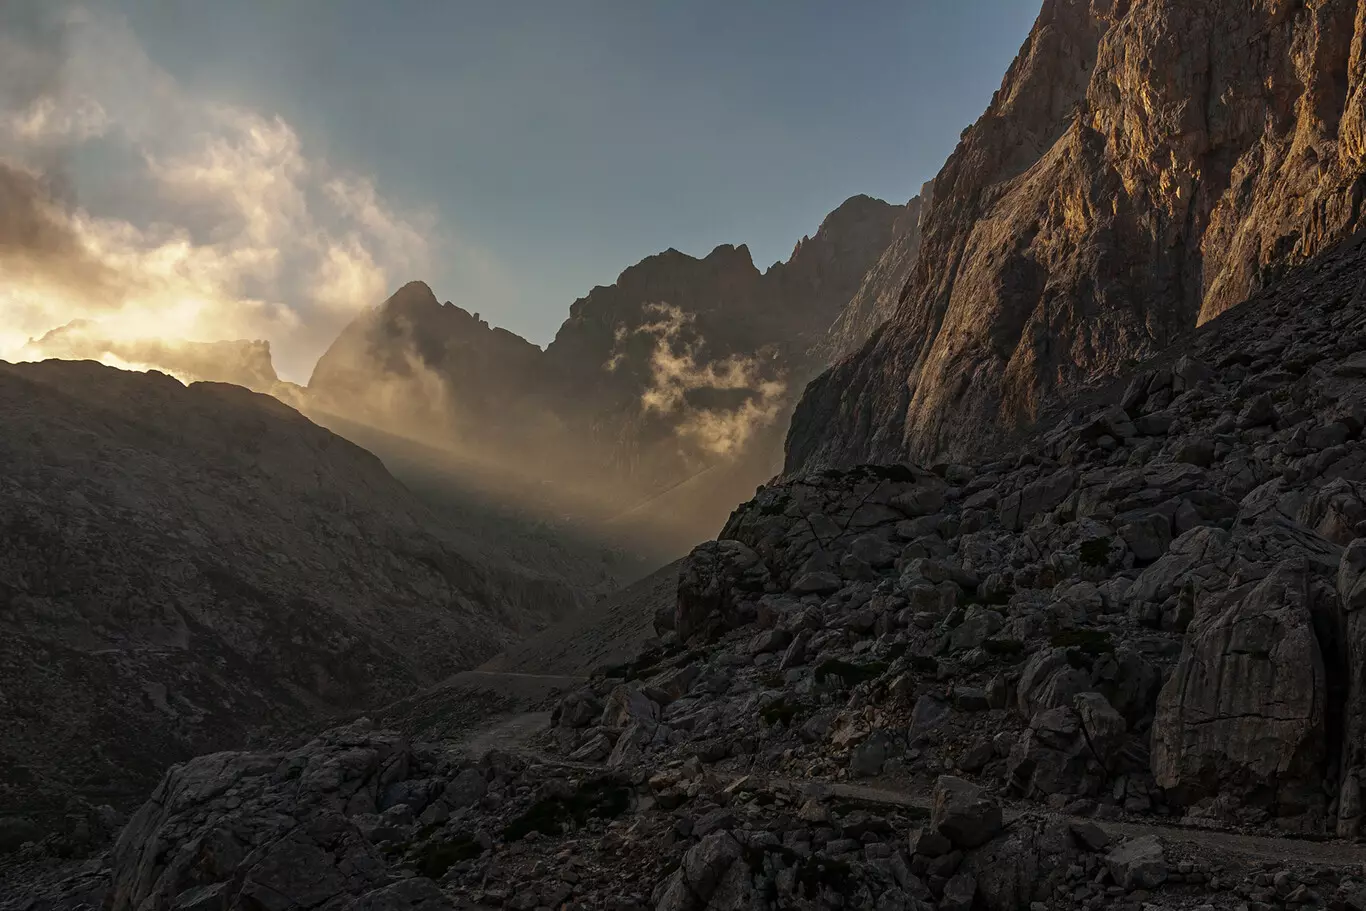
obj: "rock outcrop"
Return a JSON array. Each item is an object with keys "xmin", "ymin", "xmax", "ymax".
[
  {"xmin": 1151, "ymin": 561, "xmax": 1330, "ymax": 820},
  {"xmin": 0, "ymin": 360, "xmax": 583, "ymax": 824},
  {"xmin": 787, "ymin": 0, "xmax": 1366, "ymax": 472}
]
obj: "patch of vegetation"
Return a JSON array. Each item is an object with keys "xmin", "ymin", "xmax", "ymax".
[
  {"xmin": 814, "ymin": 659, "xmax": 888, "ymax": 686},
  {"xmin": 1050, "ymin": 629, "xmax": 1113, "ymax": 656},
  {"xmin": 502, "ymin": 777, "xmax": 631, "ymax": 842},
  {"xmin": 759, "ymin": 698, "xmax": 801, "ymax": 727},
  {"xmin": 410, "ymin": 834, "xmax": 481, "ymax": 878},
  {"xmin": 1078, "ymin": 537, "xmax": 1113, "ymax": 567},
  {"xmin": 983, "ymin": 638, "xmax": 1025, "ymax": 656}
]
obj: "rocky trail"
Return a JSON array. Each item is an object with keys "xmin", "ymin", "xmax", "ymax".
[{"xmin": 452, "ymin": 700, "xmax": 1366, "ymax": 873}]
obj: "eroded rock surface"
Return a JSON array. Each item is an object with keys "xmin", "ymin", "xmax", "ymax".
[{"xmin": 788, "ymin": 0, "xmax": 1366, "ymax": 471}]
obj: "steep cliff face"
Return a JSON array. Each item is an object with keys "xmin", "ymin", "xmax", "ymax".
[
  {"xmin": 788, "ymin": 0, "xmax": 1366, "ymax": 472},
  {"xmin": 819, "ymin": 183, "xmax": 933, "ymax": 361}
]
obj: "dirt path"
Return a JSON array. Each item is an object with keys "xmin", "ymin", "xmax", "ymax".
[
  {"xmin": 445, "ymin": 706, "xmax": 1366, "ymax": 869},
  {"xmin": 445, "ymin": 670, "xmax": 586, "ymax": 688},
  {"xmin": 457, "ymin": 711, "xmax": 555, "ymax": 756},
  {"xmin": 778, "ymin": 778, "xmax": 1366, "ymax": 868}
]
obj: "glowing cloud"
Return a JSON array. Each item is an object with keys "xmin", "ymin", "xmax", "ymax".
[
  {"xmin": 0, "ymin": 5, "xmax": 437, "ymax": 383},
  {"xmin": 610, "ymin": 303, "xmax": 786, "ymax": 457}
]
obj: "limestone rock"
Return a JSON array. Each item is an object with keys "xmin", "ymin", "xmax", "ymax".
[
  {"xmin": 1105, "ymin": 835, "xmax": 1168, "ymax": 890},
  {"xmin": 671, "ymin": 540, "xmax": 770, "ymax": 642},
  {"xmin": 930, "ymin": 776, "xmax": 1002, "ymax": 849},
  {"xmin": 1151, "ymin": 562, "xmax": 1328, "ymax": 816},
  {"xmin": 786, "ymin": 0, "xmax": 1366, "ymax": 471}
]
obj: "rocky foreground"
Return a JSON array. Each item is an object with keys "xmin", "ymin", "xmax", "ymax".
[{"xmin": 9, "ymin": 234, "xmax": 1366, "ymax": 910}]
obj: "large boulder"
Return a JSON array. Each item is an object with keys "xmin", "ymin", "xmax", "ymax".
[
  {"xmin": 964, "ymin": 819, "xmax": 1079, "ymax": 911},
  {"xmin": 1151, "ymin": 562, "xmax": 1329, "ymax": 820},
  {"xmin": 930, "ymin": 776, "xmax": 1002, "ymax": 848},
  {"xmin": 1105, "ymin": 835, "xmax": 1168, "ymax": 890},
  {"xmin": 670, "ymin": 539, "xmax": 771, "ymax": 642},
  {"xmin": 655, "ymin": 830, "xmax": 744, "ymax": 910},
  {"xmin": 1126, "ymin": 525, "xmax": 1231, "ymax": 605}
]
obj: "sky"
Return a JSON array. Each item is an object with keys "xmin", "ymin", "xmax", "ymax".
[{"xmin": 0, "ymin": 1, "xmax": 1040, "ymax": 382}]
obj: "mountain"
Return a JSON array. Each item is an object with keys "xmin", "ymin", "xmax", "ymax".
[
  {"xmin": 308, "ymin": 280, "xmax": 549, "ymax": 445},
  {"xmin": 818, "ymin": 182, "xmax": 934, "ymax": 361},
  {"xmin": 0, "ymin": 359, "xmax": 588, "ymax": 825},
  {"xmin": 306, "ymin": 194, "xmax": 907, "ymax": 549},
  {"xmin": 14, "ymin": 228, "xmax": 1366, "ymax": 911},
  {"xmin": 787, "ymin": 0, "xmax": 1366, "ymax": 472}
]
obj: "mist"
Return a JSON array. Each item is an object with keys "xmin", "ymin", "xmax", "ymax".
[{"xmin": 0, "ymin": 3, "xmax": 435, "ymax": 382}]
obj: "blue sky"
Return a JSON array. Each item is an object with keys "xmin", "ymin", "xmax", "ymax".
[{"xmin": 106, "ymin": 1, "xmax": 1039, "ymax": 345}]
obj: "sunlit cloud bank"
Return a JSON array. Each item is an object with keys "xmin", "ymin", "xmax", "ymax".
[
  {"xmin": 0, "ymin": 4, "xmax": 444, "ymax": 382},
  {"xmin": 609, "ymin": 303, "xmax": 786, "ymax": 457}
]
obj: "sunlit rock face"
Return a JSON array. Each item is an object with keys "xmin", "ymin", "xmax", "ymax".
[{"xmin": 787, "ymin": 0, "xmax": 1366, "ymax": 472}]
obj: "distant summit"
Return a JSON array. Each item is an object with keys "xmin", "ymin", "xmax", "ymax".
[{"xmin": 306, "ymin": 194, "xmax": 907, "ymax": 551}]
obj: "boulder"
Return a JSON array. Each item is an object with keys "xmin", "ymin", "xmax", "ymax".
[
  {"xmin": 930, "ymin": 776, "xmax": 1001, "ymax": 848},
  {"xmin": 790, "ymin": 570, "xmax": 842, "ymax": 595},
  {"xmin": 1016, "ymin": 648, "xmax": 1090, "ymax": 718},
  {"xmin": 1126, "ymin": 525, "xmax": 1231, "ymax": 605},
  {"xmin": 939, "ymin": 872, "xmax": 976, "ymax": 911},
  {"xmin": 682, "ymin": 830, "xmax": 743, "ymax": 901},
  {"xmin": 1072, "ymin": 692, "xmax": 1126, "ymax": 770},
  {"xmin": 107, "ymin": 724, "xmax": 411, "ymax": 911},
  {"xmin": 672, "ymin": 539, "xmax": 771, "ymax": 641},
  {"xmin": 600, "ymin": 685, "xmax": 660, "ymax": 729},
  {"xmin": 1151, "ymin": 562, "xmax": 1328, "ymax": 817},
  {"xmin": 1105, "ymin": 835, "xmax": 1167, "ymax": 890},
  {"xmin": 556, "ymin": 689, "xmax": 603, "ymax": 728},
  {"xmin": 1118, "ymin": 513, "xmax": 1171, "ymax": 563},
  {"xmin": 948, "ymin": 605, "xmax": 1002, "ymax": 652},
  {"xmin": 1006, "ymin": 707, "xmax": 1091, "ymax": 798}
]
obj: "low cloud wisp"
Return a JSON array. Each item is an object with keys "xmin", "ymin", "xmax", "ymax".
[{"xmin": 610, "ymin": 303, "xmax": 787, "ymax": 457}]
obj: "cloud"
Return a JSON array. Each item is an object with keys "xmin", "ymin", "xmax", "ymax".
[
  {"xmin": 610, "ymin": 303, "xmax": 786, "ymax": 457},
  {"xmin": 0, "ymin": 4, "xmax": 439, "ymax": 383}
]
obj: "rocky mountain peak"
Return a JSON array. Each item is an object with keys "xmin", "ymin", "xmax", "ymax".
[{"xmin": 787, "ymin": 0, "xmax": 1366, "ymax": 473}]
